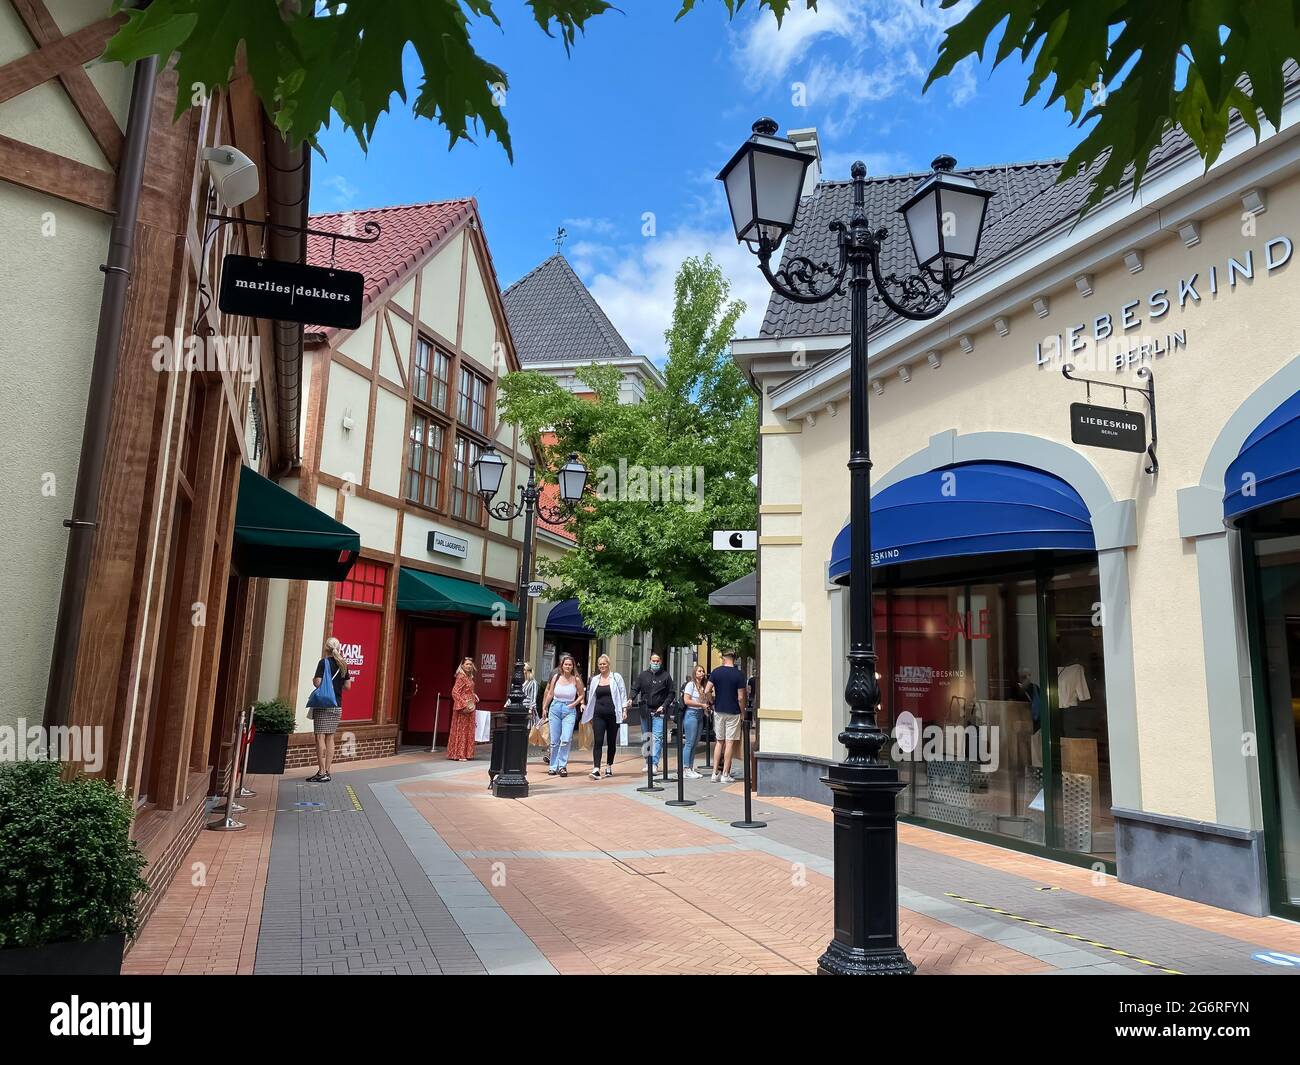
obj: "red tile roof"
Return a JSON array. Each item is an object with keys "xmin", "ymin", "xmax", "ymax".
[{"xmin": 305, "ymin": 199, "xmax": 476, "ymax": 338}]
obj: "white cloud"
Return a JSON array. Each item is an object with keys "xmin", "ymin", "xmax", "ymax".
[
  {"xmin": 579, "ymin": 229, "xmax": 777, "ymax": 364},
  {"xmin": 736, "ymin": 0, "xmax": 977, "ymax": 127},
  {"xmin": 321, "ymin": 174, "xmax": 359, "ymax": 210}
]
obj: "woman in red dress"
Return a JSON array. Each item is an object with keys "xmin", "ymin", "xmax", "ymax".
[{"xmin": 446, "ymin": 657, "xmax": 479, "ymax": 761}]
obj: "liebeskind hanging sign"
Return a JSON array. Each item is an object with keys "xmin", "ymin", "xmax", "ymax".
[
  {"xmin": 218, "ymin": 254, "xmax": 364, "ymax": 329},
  {"xmin": 1070, "ymin": 402, "xmax": 1147, "ymax": 453}
]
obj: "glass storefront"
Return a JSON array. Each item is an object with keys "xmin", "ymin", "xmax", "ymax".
[
  {"xmin": 1243, "ymin": 500, "xmax": 1300, "ymax": 918},
  {"xmin": 873, "ymin": 554, "xmax": 1114, "ymax": 864}
]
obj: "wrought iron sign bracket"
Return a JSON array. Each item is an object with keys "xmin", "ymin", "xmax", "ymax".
[
  {"xmin": 1062, "ymin": 363, "xmax": 1158, "ymax": 475},
  {"xmin": 192, "ymin": 187, "xmax": 382, "ymax": 337}
]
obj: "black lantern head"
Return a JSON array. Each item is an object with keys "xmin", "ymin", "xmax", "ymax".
[
  {"xmin": 472, "ymin": 446, "xmax": 508, "ymax": 501},
  {"xmin": 898, "ymin": 155, "xmax": 994, "ymax": 292},
  {"xmin": 557, "ymin": 453, "xmax": 589, "ymax": 504},
  {"xmin": 718, "ymin": 118, "xmax": 816, "ymax": 254}
]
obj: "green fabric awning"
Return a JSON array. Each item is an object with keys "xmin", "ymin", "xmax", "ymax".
[
  {"xmin": 398, "ymin": 567, "xmax": 519, "ymax": 619},
  {"xmin": 232, "ymin": 465, "xmax": 360, "ymax": 581}
]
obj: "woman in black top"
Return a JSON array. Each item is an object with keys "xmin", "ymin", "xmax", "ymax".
[{"xmin": 583, "ymin": 654, "xmax": 628, "ymax": 779}]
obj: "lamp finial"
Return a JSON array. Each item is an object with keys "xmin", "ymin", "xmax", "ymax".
[{"xmin": 752, "ymin": 117, "xmax": 779, "ymax": 136}]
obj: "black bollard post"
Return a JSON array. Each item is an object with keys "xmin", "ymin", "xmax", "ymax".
[
  {"xmin": 661, "ymin": 703, "xmax": 676, "ymax": 784},
  {"xmin": 730, "ymin": 709, "xmax": 766, "ymax": 829},
  {"xmin": 666, "ymin": 704, "xmax": 695, "ymax": 808},
  {"xmin": 636, "ymin": 710, "xmax": 662, "ymax": 793}
]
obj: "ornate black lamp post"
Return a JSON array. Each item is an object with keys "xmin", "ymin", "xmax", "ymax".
[
  {"xmin": 719, "ymin": 119, "xmax": 992, "ymax": 975},
  {"xmin": 472, "ymin": 448, "xmax": 589, "ymax": 799}
]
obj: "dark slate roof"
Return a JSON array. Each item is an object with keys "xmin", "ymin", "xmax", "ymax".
[
  {"xmin": 503, "ymin": 255, "xmax": 634, "ymax": 364},
  {"xmin": 759, "ymin": 160, "xmax": 1063, "ymax": 339}
]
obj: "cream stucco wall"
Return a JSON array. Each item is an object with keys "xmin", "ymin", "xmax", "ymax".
[
  {"xmin": 759, "ymin": 169, "xmax": 1300, "ymax": 826},
  {"xmin": 1, "ymin": 3, "xmax": 130, "ymax": 728}
]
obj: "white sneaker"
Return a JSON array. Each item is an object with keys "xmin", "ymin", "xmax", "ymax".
[
  {"xmin": 720, "ymin": 774, "xmax": 736, "ymax": 784},
  {"xmin": 711, "ymin": 771, "xmax": 721, "ymax": 782},
  {"xmin": 684, "ymin": 767, "xmax": 702, "ymax": 779}
]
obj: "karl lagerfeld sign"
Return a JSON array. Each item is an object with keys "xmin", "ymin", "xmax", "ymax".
[
  {"xmin": 219, "ymin": 254, "xmax": 364, "ymax": 329},
  {"xmin": 1070, "ymin": 402, "xmax": 1147, "ymax": 453}
]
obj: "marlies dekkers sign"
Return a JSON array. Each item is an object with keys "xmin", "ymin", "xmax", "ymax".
[
  {"xmin": 218, "ymin": 254, "xmax": 363, "ymax": 329},
  {"xmin": 1070, "ymin": 402, "xmax": 1147, "ymax": 453}
]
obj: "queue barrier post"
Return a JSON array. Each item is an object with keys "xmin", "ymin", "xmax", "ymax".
[
  {"xmin": 730, "ymin": 708, "xmax": 766, "ymax": 830},
  {"xmin": 207, "ymin": 710, "xmax": 248, "ymax": 832}
]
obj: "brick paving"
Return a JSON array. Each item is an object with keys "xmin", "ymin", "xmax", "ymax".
[{"xmin": 124, "ymin": 748, "xmax": 1300, "ymax": 976}]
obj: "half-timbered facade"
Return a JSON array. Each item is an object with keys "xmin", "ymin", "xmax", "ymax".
[
  {"xmin": 259, "ymin": 200, "xmax": 535, "ymax": 765},
  {"xmin": 2, "ymin": 0, "xmax": 319, "ymax": 922}
]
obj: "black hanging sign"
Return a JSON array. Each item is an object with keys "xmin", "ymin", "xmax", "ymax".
[
  {"xmin": 1070, "ymin": 402, "xmax": 1147, "ymax": 453},
  {"xmin": 218, "ymin": 254, "xmax": 364, "ymax": 329}
]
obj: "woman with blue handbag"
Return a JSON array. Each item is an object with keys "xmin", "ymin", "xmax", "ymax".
[{"xmin": 306, "ymin": 636, "xmax": 351, "ymax": 782}]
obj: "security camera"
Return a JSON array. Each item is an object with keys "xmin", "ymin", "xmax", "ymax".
[{"xmin": 203, "ymin": 145, "xmax": 259, "ymax": 208}]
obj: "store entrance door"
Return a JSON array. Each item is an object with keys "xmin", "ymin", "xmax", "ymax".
[
  {"xmin": 1243, "ymin": 513, "xmax": 1300, "ymax": 921},
  {"xmin": 402, "ymin": 621, "xmax": 461, "ymax": 748}
]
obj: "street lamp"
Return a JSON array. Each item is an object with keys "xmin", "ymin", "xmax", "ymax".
[
  {"xmin": 720, "ymin": 118, "xmax": 992, "ymax": 976},
  {"xmin": 473, "ymin": 447, "xmax": 588, "ymax": 798}
]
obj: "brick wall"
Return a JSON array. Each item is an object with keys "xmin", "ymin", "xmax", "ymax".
[
  {"xmin": 285, "ymin": 724, "xmax": 398, "ymax": 769},
  {"xmin": 134, "ymin": 795, "xmax": 205, "ymax": 934}
]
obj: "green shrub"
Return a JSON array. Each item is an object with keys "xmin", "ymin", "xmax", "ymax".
[
  {"xmin": 252, "ymin": 699, "xmax": 296, "ymax": 735},
  {"xmin": 0, "ymin": 760, "xmax": 147, "ymax": 950}
]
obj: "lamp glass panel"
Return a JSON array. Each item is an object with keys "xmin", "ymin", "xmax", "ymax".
[
  {"xmin": 751, "ymin": 149, "xmax": 805, "ymax": 233},
  {"xmin": 937, "ymin": 185, "xmax": 988, "ymax": 262},
  {"xmin": 473, "ymin": 450, "xmax": 506, "ymax": 497},
  {"xmin": 904, "ymin": 190, "xmax": 941, "ymax": 267},
  {"xmin": 559, "ymin": 461, "xmax": 588, "ymax": 502},
  {"xmin": 723, "ymin": 151, "xmax": 756, "ymax": 242}
]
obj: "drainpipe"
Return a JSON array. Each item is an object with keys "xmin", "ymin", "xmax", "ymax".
[
  {"xmin": 264, "ymin": 131, "xmax": 309, "ymax": 473},
  {"xmin": 42, "ymin": 54, "xmax": 158, "ymax": 729}
]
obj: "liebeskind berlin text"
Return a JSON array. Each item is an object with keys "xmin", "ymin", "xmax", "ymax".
[
  {"xmin": 1078, "ymin": 414, "xmax": 1139, "ymax": 432},
  {"xmin": 232, "ymin": 278, "xmax": 353, "ymax": 301}
]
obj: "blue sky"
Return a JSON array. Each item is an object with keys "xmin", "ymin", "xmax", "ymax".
[{"xmin": 312, "ymin": 0, "xmax": 1088, "ymax": 360}]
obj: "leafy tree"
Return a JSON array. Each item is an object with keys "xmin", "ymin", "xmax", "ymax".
[
  {"xmin": 926, "ymin": 0, "xmax": 1300, "ymax": 212},
  {"xmin": 498, "ymin": 256, "xmax": 756, "ymax": 652},
  {"xmin": 102, "ymin": 0, "xmax": 817, "ymax": 154}
]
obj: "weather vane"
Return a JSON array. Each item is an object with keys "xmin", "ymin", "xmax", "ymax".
[{"xmin": 554, "ymin": 226, "xmax": 567, "ymax": 251}]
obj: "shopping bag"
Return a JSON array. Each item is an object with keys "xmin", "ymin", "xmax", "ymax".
[
  {"xmin": 576, "ymin": 721, "xmax": 594, "ymax": 750},
  {"xmin": 474, "ymin": 709, "xmax": 493, "ymax": 742},
  {"xmin": 306, "ymin": 660, "xmax": 337, "ymax": 709},
  {"xmin": 528, "ymin": 720, "xmax": 548, "ymax": 748}
]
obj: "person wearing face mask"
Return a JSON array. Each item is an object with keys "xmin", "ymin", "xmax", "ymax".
[{"xmin": 630, "ymin": 652, "xmax": 675, "ymax": 773}]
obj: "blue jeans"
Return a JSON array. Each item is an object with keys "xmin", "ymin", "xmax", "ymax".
[
  {"xmin": 681, "ymin": 708, "xmax": 703, "ymax": 768},
  {"xmin": 548, "ymin": 702, "xmax": 577, "ymax": 770},
  {"xmin": 640, "ymin": 712, "xmax": 664, "ymax": 768}
]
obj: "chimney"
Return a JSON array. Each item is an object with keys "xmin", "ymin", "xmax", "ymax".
[{"xmin": 787, "ymin": 127, "xmax": 821, "ymax": 197}]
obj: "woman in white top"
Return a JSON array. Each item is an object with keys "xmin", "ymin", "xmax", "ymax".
[
  {"xmin": 680, "ymin": 663, "xmax": 711, "ymax": 779},
  {"xmin": 581, "ymin": 654, "xmax": 629, "ymax": 779},
  {"xmin": 542, "ymin": 654, "xmax": 586, "ymax": 777}
]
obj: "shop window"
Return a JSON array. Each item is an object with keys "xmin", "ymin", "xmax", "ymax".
[
  {"xmin": 457, "ymin": 367, "xmax": 490, "ymax": 434},
  {"xmin": 414, "ymin": 337, "xmax": 451, "ymax": 412},
  {"xmin": 338, "ymin": 558, "xmax": 388, "ymax": 607},
  {"xmin": 406, "ymin": 413, "xmax": 445, "ymax": 510},
  {"xmin": 451, "ymin": 433, "xmax": 484, "ymax": 523},
  {"xmin": 871, "ymin": 560, "xmax": 1111, "ymax": 863}
]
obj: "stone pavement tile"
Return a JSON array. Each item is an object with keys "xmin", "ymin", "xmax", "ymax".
[{"xmin": 124, "ymin": 774, "xmax": 281, "ymax": 975}]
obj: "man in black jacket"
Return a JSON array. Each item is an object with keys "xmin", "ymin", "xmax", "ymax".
[{"xmin": 631, "ymin": 652, "xmax": 675, "ymax": 771}]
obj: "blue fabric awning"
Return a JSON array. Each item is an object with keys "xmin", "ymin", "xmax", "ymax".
[
  {"xmin": 828, "ymin": 462, "xmax": 1095, "ymax": 582},
  {"xmin": 1225, "ymin": 390, "xmax": 1300, "ymax": 521},
  {"xmin": 544, "ymin": 598, "xmax": 595, "ymax": 637}
]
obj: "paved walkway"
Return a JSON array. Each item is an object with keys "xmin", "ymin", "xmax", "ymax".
[{"xmin": 125, "ymin": 749, "xmax": 1300, "ymax": 976}]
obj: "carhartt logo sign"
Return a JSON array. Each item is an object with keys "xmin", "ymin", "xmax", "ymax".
[{"xmin": 49, "ymin": 997, "xmax": 151, "ymax": 1045}]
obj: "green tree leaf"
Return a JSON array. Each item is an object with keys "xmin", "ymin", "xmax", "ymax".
[
  {"xmin": 925, "ymin": 0, "xmax": 1300, "ymax": 215},
  {"xmin": 102, "ymin": 0, "xmax": 818, "ymax": 153}
]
